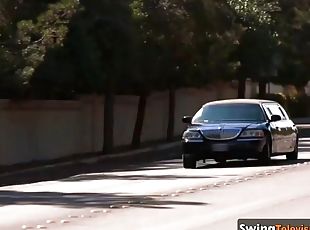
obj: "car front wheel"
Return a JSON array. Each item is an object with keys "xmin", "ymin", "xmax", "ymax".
[
  {"xmin": 183, "ymin": 154, "xmax": 196, "ymax": 169},
  {"xmin": 259, "ymin": 141, "xmax": 271, "ymax": 164}
]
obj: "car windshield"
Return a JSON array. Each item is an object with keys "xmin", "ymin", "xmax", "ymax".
[{"xmin": 192, "ymin": 103, "xmax": 266, "ymax": 123}]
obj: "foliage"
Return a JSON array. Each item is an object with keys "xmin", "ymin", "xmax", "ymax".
[
  {"xmin": 0, "ymin": 0, "xmax": 80, "ymax": 98},
  {"xmin": 0, "ymin": 0, "xmax": 308, "ymax": 98},
  {"xmin": 0, "ymin": 0, "xmax": 308, "ymax": 151},
  {"xmin": 286, "ymin": 95, "xmax": 310, "ymax": 118},
  {"xmin": 228, "ymin": 0, "xmax": 282, "ymax": 89},
  {"xmin": 16, "ymin": 0, "xmax": 80, "ymax": 85},
  {"xmin": 255, "ymin": 92, "xmax": 287, "ymax": 106},
  {"xmin": 228, "ymin": 0, "xmax": 280, "ymax": 27},
  {"xmin": 275, "ymin": 0, "xmax": 310, "ymax": 88}
]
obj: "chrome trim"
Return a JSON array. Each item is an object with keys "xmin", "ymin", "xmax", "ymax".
[
  {"xmin": 183, "ymin": 139, "xmax": 204, "ymax": 143},
  {"xmin": 202, "ymin": 129, "xmax": 242, "ymax": 141},
  {"xmin": 205, "ymin": 135, "xmax": 239, "ymax": 141},
  {"xmin": 237, "ymin": 138, "xmax": 264, "ymax": 141}
]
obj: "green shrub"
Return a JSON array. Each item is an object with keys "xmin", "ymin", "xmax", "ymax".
[
  {"xmin": 252, "ymin": 93, "xmax": 288, "ymax": 109},
  {"xmin": 252, "ymin": 93, "xmax": 310, "ymax": 118},
  {"xmin": 286, "ymin": 95, "xmax": 310, "ymax": 118}
]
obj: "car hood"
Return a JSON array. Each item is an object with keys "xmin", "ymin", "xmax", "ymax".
[{"xmin": 188, "ymin": 121, "xmax": 266, "ymax": 132}]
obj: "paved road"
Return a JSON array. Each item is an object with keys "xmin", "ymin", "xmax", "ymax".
[{"xmin": 1, "ymin": 138, "xmax": 310, "ymax": 230}]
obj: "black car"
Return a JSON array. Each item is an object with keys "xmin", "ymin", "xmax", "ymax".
[{"xmin": 181, "ymin": 99, "xmax": 299, "ymax": 169}]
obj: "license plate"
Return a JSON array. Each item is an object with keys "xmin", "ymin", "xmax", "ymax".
[{"xmin": 212, "ymin": 143, "xmax": 228, "ymax": 152}]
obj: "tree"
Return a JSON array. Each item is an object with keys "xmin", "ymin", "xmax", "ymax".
[
  {"xmin": 275, "ymin": 0, "xmax": 310, "ymax": 94},
  {"xmin": 129, "ymin": 0, "xmax": 244, "ymax": 143},
  {"xmin": 0, "ymin": 0, "xmax": 80, "ymax": 98},
  {"xmin": 129, "ymin": 0, "xmax": 159, "ymax": 147},
  {"xmin": 181, "ymin": 0, "xmax": 243, "ymax": 100},
  {"xmin": 227, "ymin": 0, "xmax": 281, "ymax": 98},
  {"xmin": 0, "ymin": 0, "xmax": 308, "ymax": 151},
  {"xmin": 237, "ymin": 27, "xmax": 279, "ymax": 98},
  {"xmin": 129, "ymin": 0, "xmax": 193, "ymax": 143},
  {"xmin": 65, "ymin": 0, "xmax": 134, "ymax": 153}
]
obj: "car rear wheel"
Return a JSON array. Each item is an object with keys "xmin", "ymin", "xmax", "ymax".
[
  {"xmin": 183, "ymin": 154, "xmax": 196, "ymax": 169},
  {"xmin": 286, "ymin": 139, "xmax": 298, "ymax": 160}
]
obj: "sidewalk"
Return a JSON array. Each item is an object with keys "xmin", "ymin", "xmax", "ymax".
[{"xmin": 0, "ymin": 140, "xmax": 182, "ymax": 185}]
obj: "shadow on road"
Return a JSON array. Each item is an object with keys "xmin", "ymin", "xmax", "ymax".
[
  {"xmin": 62, "ymin": 172, "xmax": 218, "ymax": 182},
  {"xmin": 198, "ymin": 158, "xmax": 310, "ymax": 169},
  {"xmin": 0, "ymin": 140, "xmax": 309, "ymax": 186},
  {"xmin": 0, "ymin": 190, "xmax": 208, "ymax": 209},
  {"xmin": 198, "ymin": 142, "xmax": 310, "ymax": 169},
  {"xmin": 0, "ymin": 146, "xmax": 183, "ymax": 186}
]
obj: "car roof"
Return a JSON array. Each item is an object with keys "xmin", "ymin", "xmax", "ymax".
[{"xmin": 202, "ymin": 99, "xmax": 276, "ymax": 107}]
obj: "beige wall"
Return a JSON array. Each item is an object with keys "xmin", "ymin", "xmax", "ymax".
[
  {"xmin": 174, "ymin": 88, "xmax": 217, "ymax": 136},
  {"xmin": 0, "ymin": 100, "xmax": 86, "ymax": 165},
  {"xmin": 174, "ymin": 83, "xmax": 238, "ymax": 136},
  {"xmin": 114, "ymin": 96, "xmax": 138, "ymax": 146},
  {"xmin": 141, "ymin": 92, "xmax": 169, "ymax": 143},
  {"xmin": 0, "ymin": 84, "xmax": 239, "ymax": 166},
  {"xmin": 244, "ymin": 79, "xmax": 292, "ymax": 97},
  {"xmin": 0, "ymin": 80, "xmax": 303, "ymax": 166}
]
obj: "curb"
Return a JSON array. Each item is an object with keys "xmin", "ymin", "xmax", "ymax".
[
  {"xmin": 0, "ymin": 141, "xmax": 181, "ymax": 178},
  {"xmin": 296, "ymin": 124, "xmax": 310, "ymax": 129}
]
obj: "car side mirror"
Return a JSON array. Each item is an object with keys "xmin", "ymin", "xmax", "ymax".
[
  {"xmin": 182, "ymin": 116, "xmax": 193, "ymax": 124},
  {"xmin": 270, "ymin": 114, "xmax": 281, "ymax": 122}
]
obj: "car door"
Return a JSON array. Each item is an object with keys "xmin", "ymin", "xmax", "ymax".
[
  {"xmin": 262, "ymin": 103, "xmax": 287, "ymax": 153},
  {"xmin": 278, "ymin": 104, "xmax": 297, "ymax": 152}
]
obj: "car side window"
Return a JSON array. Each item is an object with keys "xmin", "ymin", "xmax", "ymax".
[
  {"xmin": 263, "ymin": 103, "xmax": 286, "ymax": 120},
  {"xmin": 278, "ymin": 105, "xmax": 290, "ymax": 120},
  {"xmin": 278, "ymin": 106, "xmax": 287, "ymax": 120}
]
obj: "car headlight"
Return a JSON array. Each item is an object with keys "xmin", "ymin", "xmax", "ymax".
[
  {"xmin": 240, "ymin": 129, "xmax": 265, "ymax": 138},
  {"xmin": 182, "ymin": 130, "xmax": 203, "ymax": 140}
]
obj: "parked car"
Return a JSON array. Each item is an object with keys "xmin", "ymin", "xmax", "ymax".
[{"xmin": 182, "ymin": 99, "xmax": 299, "ymax": 169}]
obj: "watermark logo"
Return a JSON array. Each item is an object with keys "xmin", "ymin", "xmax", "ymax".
[{"xmin": 238, "ymin": 219, "xmax": 310, "ymax": 230}]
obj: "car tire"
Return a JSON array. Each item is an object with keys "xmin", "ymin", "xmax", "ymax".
[
  {"xmin": 259, "ymin": 141, "xmax": 271, "ymax": 164},
  {"xmin": 286, "ymin": 139, "xmax": 298, "ymax": 160},
  {"xmin": 183, "ymin": 154, "xmax": 196, "ymax": 169}
]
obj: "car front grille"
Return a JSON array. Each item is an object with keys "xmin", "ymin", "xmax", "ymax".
[{"xmin": 201, "ymin": 128, "xmax": 242, "ymax": 140}]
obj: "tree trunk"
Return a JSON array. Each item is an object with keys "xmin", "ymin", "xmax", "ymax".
[
  {"xmin": 131, "ymin": 93, "xmax": 147, "ymax": 148},
  {"xmin": 238, "ymin": 78, "xmax": 246, "ymax": 98},
  {"xmin": 258, "ymin": 80, "xmax": 267, "ymax": 98},
  {"xmin": 167, "ymin": 87, "xmax": 175, "ymax": 141},
  {"xmin": 103, "ymin": 89, "xmax": 114, "ymax": 154}
]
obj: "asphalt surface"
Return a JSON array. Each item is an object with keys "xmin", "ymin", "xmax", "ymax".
[{"xmin": 1, "ymin": 138, "xmax": 310, "ymax": 230}]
